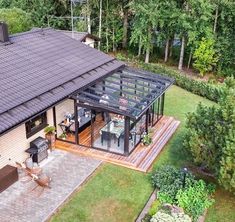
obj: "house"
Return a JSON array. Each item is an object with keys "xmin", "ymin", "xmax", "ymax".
[
  {"xmin": 60, "ymin": 30, "xmax": 100, "ymax": 48},
  {"xmin": 0, "ymin": 22, "xmax": 174, "ymax": 169}
]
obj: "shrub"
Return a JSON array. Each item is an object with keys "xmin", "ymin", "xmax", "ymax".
[
  {"xmin": 114, "ymin": 56, "xmax": 224, "ymax": 102},
  {"xmin": 141, "ymin": 214, "xmax": 152, "ymax": 222},
  {"xmin": 151, "ymin": 211, "xmax": 174, "ymax": 222},
  {"xmin": 151, "ymin": 166, "xmax": 215, "ymax": 221},
  {"xmin": 176, "ymin": 180, "xmax": 215, "ymax": 222},
  {"xmin": 193, "ymin": 38, "xmax": 219, "ymax": 76},
  {"xmin": 151, "ymin": 165, "xmax": 194, "ymax": 204},
  {"xmin": 151, "ymin": 210, "xmax": 191, "ymax": 222},
  {"xmin": 140, "ymin": 63, "xmax": 224, "ymax": 102},
  {"xmin": 148, "ymin": 200, "xmax": 161, "ymax": 216},
  {"xmin": 184, "ymin": 78, "xmax": 235, "ymax": 192},
  {"xmin": 116, "ymin": 53, "xmax": 226, "ymax": 103}
]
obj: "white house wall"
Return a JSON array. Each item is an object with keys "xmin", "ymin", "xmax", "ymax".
[
  {"xmin": 0, "ymin": 109, "xmax": 53, "ymax": 168},
  {"xmin": 84, "ymin": 37, "xmax": 95, "ymax": 48}
]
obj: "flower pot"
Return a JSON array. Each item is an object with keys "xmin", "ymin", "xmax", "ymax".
[{"xmin": 45, "ymin": 133, "xmax": 56, "ymax": 151}]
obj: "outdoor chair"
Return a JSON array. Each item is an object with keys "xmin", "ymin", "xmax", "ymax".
[
  {"xmin": 15, "ymin": 161, "xmax": 42, "ymax": 178},
  {"xmin": 101, "ymin": 131, "xmax": 111, "ymax": 145},
  {"xmin": 16, "ymin": 161, "xmax": 51, "ymax": 196},
  {"xmin": 34, "ymin": 174, "xmax": 52, "ymax": 189},
  {"xmin": 32, "ymin": 174, "xmax": 52, "ymax": 196},
  {"xmin": 24, "ymin": 157, "xmax": 42, "ymax": 175}
]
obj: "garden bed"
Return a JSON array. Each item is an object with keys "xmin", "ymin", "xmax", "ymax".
[{"xmin": 139, "ymin": 165, "xmax": 215, "ymax": 222}]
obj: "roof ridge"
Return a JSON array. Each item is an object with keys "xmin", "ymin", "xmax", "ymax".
[
  {"xmin": 59, "ymin": 30, "xmax": 88, "ymax": 34},
  {"xmin": 9, "ymin": 27, "xmax": 53, "ymax": 38}
]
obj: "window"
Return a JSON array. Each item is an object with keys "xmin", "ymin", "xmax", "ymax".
[{"xmin": 25, "ymin": 112, "xmax": 48, "ymax": 138}]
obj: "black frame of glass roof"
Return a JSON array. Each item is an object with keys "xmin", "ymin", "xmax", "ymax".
[{"xmin": 72, "ymin": 67, "xmax": 174, "ymax": 119}]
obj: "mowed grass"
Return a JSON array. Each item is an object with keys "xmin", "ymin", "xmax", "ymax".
[
  {"xmin": 51, "ymin": 85, "xmax": 235, "ymax": 222},
  {"xmin": 206, "ymin": 188, "xmax": 235, "ymax": 222},
  {"xmin": 51, "ymin": 164, "xmax": 152, "ymax": 222}
]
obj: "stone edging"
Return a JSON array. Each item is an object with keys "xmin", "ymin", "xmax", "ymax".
[{"xmin": 135, "ymin": 189, "xmax": 157, "ymax": 222}]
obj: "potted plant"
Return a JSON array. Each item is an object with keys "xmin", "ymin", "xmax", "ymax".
[
  {"xmin": 142, "ymin": 133, "xmax": 152, "ymax": 146},
  {"xmin": 59, "ymin": 133, "xmax": 67, "ymax": 140},
  {"xmin": 44, "ymin": 126, "xmax": 56, "ymax": 150}
]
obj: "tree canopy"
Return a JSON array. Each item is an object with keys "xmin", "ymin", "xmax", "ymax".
[
  {"xmin": 0, "ymin": 0, "xmax": 234, "ymax": 76},
  {"xmin": 0, "ymin": 7, "xmax": 31, "ymax": 34}
]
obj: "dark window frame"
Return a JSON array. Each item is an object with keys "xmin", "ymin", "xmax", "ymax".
[{"xmin": 25, "ymin": 112, "xmax": 48, "ymax": 138}]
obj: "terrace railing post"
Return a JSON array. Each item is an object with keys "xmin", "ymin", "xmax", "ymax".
[
  {"xmin": 161, "ymin": 93, "xmax": 165, "ymax": 116},
  {"xmin": 145, "ymin": 109, "xmax": 149, "ymax": 133},
  {"xmin": 120, "ymin": 75, "xmax": 123, "ymax": 97},
  {"xmin": 74, "ymin": 99, "xmax": 79, "ymax": 145},
  {"xmin": 135, "ymin": 79, "xmax": 137, "ymax": 95},
  {"xmin": 124, "ymin": 116, "xmax": 130, "ymax": 156},
  {"xmin": 157, "ymin": 97, "xmax": 160, "ymax": 120},
  {"xmin": 91, "ymin": 109, "xmax": 95, "ymax": 146},
  {"xmin": 102, "ymin": 80, "xmax": 105, "ymax": 91},
  {"xmin": 52, "ymin": 106, "xmax": 57, "ymax": 139}
]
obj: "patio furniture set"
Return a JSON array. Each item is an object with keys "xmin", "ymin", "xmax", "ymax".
[{"xmin": 16, "ymin": 158, "xmax": 51, "ymax": 195}]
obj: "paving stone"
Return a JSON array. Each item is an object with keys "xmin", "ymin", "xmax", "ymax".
[{"xmin": 0, "ymin": 150, "xmax": 102, "ymax": 222}]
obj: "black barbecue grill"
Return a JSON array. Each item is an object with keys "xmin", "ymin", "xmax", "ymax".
[{"xmin": 25, "ymin": 137, "xmax": 49, "ymax": 164}]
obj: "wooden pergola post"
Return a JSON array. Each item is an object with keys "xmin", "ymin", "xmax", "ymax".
[
  {"xmin": 124, "ymin": 116, "xmax": 130, "ymax": 156},
  {"xmin": 74, "ymin": 99, "xmax": 79, "ymax": 145}
]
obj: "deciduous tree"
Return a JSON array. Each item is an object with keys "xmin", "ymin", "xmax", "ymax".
[{"xmin": 0, "ymin": 7, "xmax": 31, "ymax": 34}]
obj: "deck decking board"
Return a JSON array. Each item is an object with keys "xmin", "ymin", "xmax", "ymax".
[
  {"xmin": 139, "ymin": 121, "xmax": 180, "ymax": 171},
  {"xmin": 56, "ymin": 116, "xmax": 180, "ymax": 172}
]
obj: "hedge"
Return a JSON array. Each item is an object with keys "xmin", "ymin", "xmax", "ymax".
[{"xmin": 134, "ymin": 62, "xmax": 224, "ymax": 103}]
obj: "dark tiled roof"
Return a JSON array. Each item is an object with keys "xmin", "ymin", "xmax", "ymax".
[{"xmin": 0, "ymin": 28, "xmax": 124, "ymax": 135}]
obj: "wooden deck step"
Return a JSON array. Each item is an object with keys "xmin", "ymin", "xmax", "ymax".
[
  {"xmin": 139, "ymin": 121, "xmax": 180, "ymax": 171},
  {"xmin": 130, "ymin": 116, "xmax": 175, "ymax": 166},
  {"xmin": 137, "ymin": 120, "xmax": 180, "ymax": 172},
  {"xmin": 57, "ymin": 142, "xmax": 137, "ymax": 168},
  {"xmin": 55, "ymin": 116, "xmax": 180, "ymax": 172},
  {"xmin": 136, "ymin": 119, "xmax": 176, "ymax": 168}
]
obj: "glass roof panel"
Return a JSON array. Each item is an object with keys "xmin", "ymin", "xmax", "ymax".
[{"xmin": 73, "ymin": 67, "xmax": 174, "ymax": 119}]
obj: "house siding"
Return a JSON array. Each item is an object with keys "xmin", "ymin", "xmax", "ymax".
[
  {"xmin": 84, "ymin": 37, "xmax": 95, "ymax": 48},
  {"xmin": 0, "ymin": 109, "xmax": 54, "ymax": 168}
]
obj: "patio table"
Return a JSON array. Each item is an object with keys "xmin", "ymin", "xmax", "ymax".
[
  {"xmin": 58, "ymin": 120, "xmax": 74, "ymax": 134},
  {"xmin": 100, "ymin": 120, "xmax": 124, "ymax": 146}
]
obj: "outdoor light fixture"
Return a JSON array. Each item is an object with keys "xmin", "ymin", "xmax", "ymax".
[{"xmin": 182, "ymin": 167, "xmax": 188, "ymax": 188}]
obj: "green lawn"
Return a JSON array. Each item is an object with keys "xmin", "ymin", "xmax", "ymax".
[
  {"xmin": 51, "ymin": 85, "xmax": 235, "ymax": 222},
  {"xmin": 52, "ymin": 164, "xmax": 152, "ymax": 222},
  {"xmin": 206, "ymin": 188, "xmax": 235, "ymax": 222}
]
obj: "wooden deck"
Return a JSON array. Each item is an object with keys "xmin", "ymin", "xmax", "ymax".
[{"xmin": 55, "ymin": 116, "xmax": 180, "ymax": 172}]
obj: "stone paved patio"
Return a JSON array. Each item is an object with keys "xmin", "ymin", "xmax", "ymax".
[{"xmin": 0, "ymin": 150, "xmax": 102, "ymax": 222}]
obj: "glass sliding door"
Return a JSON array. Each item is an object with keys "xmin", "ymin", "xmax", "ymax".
[
  {"xmin": 159, "ymin": 93, "xmax": 165, "ymax": 120},
  {"xmin": 76, "ymin": 107, "xmax": 94, "ymax": 147},
  {"xmin": 129, "ymin": 114, "xmax": 146, "ymax": 152},
  {"xmin": 151, "ymin": 93, "xmax": 165, "ymax": 126},
  {"xmin": 92, "ymin": 111, "xmax": 125, "ymax": 154},
  {"xmin": 151, "ymin": 97, "xmax": 160, "ymax": 126},
  {"xmin": 55, "ymin": 99, "xmax": 75, "ymax": 143}
]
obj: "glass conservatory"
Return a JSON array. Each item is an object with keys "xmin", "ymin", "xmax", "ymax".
[{"xmin": 55, "ymin": 67, "xmax": 174, "ymax": 156}]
